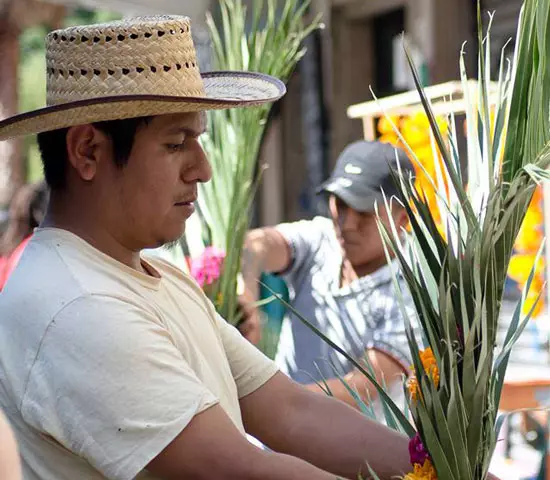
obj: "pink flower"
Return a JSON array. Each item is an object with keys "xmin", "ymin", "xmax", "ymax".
[
  {"xmin": 409, "ymin": 433, "xmax": 429, "ymax": 466},
  {"xmin": 190, "ymin": 247, "xmax": 226, "ymax": 287}
]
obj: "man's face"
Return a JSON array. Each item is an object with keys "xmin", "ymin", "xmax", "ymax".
[
  {"xmin": 329, "ymin": 195, "xmax": 408, "ymax": 267},
  {"xmin": 97, "ymin": 112, "xmax": 211, "ymax": 250}
]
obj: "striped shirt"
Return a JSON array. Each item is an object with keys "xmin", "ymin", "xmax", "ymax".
[{"xmin": 274, "ymin": 216, "xmax": 418, "ymax": 384}]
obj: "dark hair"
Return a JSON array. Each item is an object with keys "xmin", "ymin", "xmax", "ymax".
[{"xmin": 37, "ymin": 116, "xmax": 151, "ymax": 190}]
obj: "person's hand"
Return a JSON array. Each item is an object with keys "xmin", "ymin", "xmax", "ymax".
[{"xmin": 237, "ymin": 289, "xmax": 262, "ymax": 345}]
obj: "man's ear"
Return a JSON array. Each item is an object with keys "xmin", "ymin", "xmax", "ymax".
[
  {"xmin": 328, "ymin": 195, "xmax": 342, "ymax": 232},
  {"xmin": 66, "ymin": 124, "xmax": 109, "ymax": 182},
  {"xmin": 328, "ymin": 194, "xmax": 338, "ymax": 219},
  {"xmin": 394, "ymin": 205, "xmax": 410, "ymax": 229}
]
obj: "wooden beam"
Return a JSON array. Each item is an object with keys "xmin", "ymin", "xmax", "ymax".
[{"xmin": 347, "ymin": 80, "xmax": 499, "ymax": 120}]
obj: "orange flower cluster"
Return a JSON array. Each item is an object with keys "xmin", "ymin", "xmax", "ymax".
[
  {"xmin": 407, "ymin": 347, "xmax": 440, "ymax": 401},
  {"xmin": 403, "ymin": 459, "xmax": 438, "ymax": 480},
  {"xmin": 508, "ymin": 186, "xmax": 545, "ymax": 317},
  {"xmin": 378, "ymin": 113, "xmax": 449, "ymax": 236}
]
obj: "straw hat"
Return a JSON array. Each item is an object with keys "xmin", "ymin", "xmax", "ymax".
[{"xmin": 0, "ymin": 15, "xmax": 286, "ymax": 141}]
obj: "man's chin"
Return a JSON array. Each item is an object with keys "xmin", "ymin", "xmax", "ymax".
[
  {"xmin": 151, "ymin": 225, "xmax": 186, "ymax": 250},
  {"xmin": 161, "ymin": 238, "xmax": 183, "ymax": 251}
]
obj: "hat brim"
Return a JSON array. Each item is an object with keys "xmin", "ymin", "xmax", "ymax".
[
  {"xmin": 318, "ymin": 181, "xmax": 380, "ymax": 213},
  {"xmin": 0, "ymin": 71, "xmax": 285, "ymax": 141}
]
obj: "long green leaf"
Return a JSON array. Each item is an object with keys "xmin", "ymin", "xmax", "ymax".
[{"xmin": 263, "ymin": 283, "xmax": 416, "ymax": 438}]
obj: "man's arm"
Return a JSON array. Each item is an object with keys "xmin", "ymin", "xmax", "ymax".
[
  {"xmin": 239, "ymin": 227, "xmax": 291, "ymax": 343},
  {"xmin": 304, "ymin": 349, "xmax": 407, "ymax": 409},
  {"xmin": 240, "ymin": 372, "xmax": 411, "ymax": 479},
  {"xmin": 0, "ymin": 411, "xmax": 21, "ymax": 480},
  {"xmin": 146, "ymin": 403, "xmax": 338, "ymax": 480}
]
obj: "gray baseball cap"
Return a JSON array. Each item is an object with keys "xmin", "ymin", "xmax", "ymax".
[{"xmin": 317, "ymin": 140, "xmax": 415, "ymax": 212}]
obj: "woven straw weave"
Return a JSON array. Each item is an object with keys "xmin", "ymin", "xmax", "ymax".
[
  {"xmin": 0, "ymin": 16, "xmax": 285, "ymax": 141},
  {"xmin": 46, "ymin": 16, "xmax": 204, "ymax": 105}
]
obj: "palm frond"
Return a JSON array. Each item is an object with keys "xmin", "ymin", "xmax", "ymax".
[{"xmin": 188, "ymin": 0, "xmax": 321, "ymax": 325}]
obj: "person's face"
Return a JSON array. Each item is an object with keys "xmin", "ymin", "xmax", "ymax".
[
  {"xmin": 96, "ymin": 112, "xmax": 211, "ymax": 249},
  {"xmin": 329, "ymin": 195, "xmax": 408, "ymax": 267}
]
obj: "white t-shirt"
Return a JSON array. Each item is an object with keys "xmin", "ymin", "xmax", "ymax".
[{"xmin": 0, "ymin": 228, "xmax": 278, "ymax": 480}]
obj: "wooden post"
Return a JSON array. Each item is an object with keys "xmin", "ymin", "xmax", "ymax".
[
  {"xmin": 0, "ymin": 5, "xmax": 23, "ymax": 208},
  {"xmin": 362, "ymin": 116, "xmax": 376, "ymax": 141},
  {"xmin": 0, "ymin": 0, "xmax": 65, "ymax": 209}
]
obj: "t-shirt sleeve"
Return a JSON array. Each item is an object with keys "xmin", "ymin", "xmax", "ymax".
[
  {"xmin": 21, "ymin": 294, "xmax": 219, "ymax": 480},
  {"xmin": 214, "ymin": 313, "xmax": 279, "ymax": 398},
  {"xmin": 275, "ymin": 217, "xmax": 330, "ymax": 288}
]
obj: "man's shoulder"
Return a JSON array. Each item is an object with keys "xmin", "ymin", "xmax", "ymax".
[
  {"xmin": 1, "ymin": 233, "xmax": 85, "ymax": 316},
  {"xmin": 1, "ymin": 229, "xmax": 155, "ymax": 323},
  {"xmin": 277, "ymin": 215, "xmax": 337, "ymax": 251},
  {"xmin": 296, "ymin": 215, "xmax": 334, "ymax": 234}
]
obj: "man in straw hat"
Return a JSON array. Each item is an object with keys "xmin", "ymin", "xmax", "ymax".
[{"xmin": 0, "ymin": 16, "xmax": 415, "ymax": 480}]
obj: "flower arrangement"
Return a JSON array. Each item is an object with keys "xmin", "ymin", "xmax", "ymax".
[
  {"xmin": 378, "ymin": 111, "xmax": 546, "ymax": 318},
  {"xmin": 376, "ymin": 2, "xmax": 550, "ymax": 476},
  {"xmin": 272, "ymin": 2, "xmax": 550, "ymax": 479}
]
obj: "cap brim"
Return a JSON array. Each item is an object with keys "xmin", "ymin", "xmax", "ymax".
[
  {"xmin": 318, "ymin": 180, "xmax": 381, "ymax": 213},
  {"xmin": 0, "ymin": 71, "xmax": 285, "ymax": 141}
]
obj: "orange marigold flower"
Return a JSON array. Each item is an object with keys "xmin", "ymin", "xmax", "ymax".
[
  {"xmin": 379, "ymin": 133, "xmax": 399, "ymax": 146},
  {"xmin": 407, "ymin": 347, "xmax": 440, "ymax": 401},
  {"xmin": 403, "ymin": 459, "xmax": 438, "ymax": 480},
  {"xmin": 407, "ymin": 375, "xmax": 420, "ymax": 401},
  {"xmin": 377, "ymin": 115, "xmax": 400, "ymax": 134},
  {"xmin": 420, "ymin": 348, "xmax": 440, "ymax": 387}
]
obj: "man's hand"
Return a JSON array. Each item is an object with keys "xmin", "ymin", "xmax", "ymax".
[
  {"xmin": 239, "ymin": 228, "xmax": 292, "ymax": 346},
  {"xmin": 305, "ymin": 349, "xmax": 407, "ymax": 409},
  {"xmin": 237, "ymin": 289, "xmax": 262, "ymax": 345}
]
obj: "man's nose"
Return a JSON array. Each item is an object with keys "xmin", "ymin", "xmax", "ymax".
[
  {"xmin": 196, "ymin": 147, "xmax": 212, "ymax": 183},
  {"xmin": 183, "ymin": 142, "xmax": 212, "ymax": 184}
]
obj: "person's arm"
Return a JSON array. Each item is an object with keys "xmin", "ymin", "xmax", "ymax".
[
  {"xmin": 241, "ymin": 372, "xmax": 501, "ymax": 480},
  {"xmin": 239, "ymin": 227, "xmax": 291, "ymax": 343},
  {"xmin": 0, "ymin": 411, "xmax": 21, "ymax": 480},
  {"xmin": 240, "ymin": 371, "xmax": 411, "ymax": 479},
  {"xmin": 310, "ymin": 279, "xmax": 415, "ymax": 408},
  {"xmin": 304, "ymin": 348, "xmax": 407, "ymax": 408},
  {"xmin": 146, "ymin": 403, "xmax": 338, "ymax": 480}
]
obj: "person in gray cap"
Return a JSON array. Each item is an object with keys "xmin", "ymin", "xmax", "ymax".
[{"xmin": 240, "ymin": 140, "xmax": 418, "ymax": 409}]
